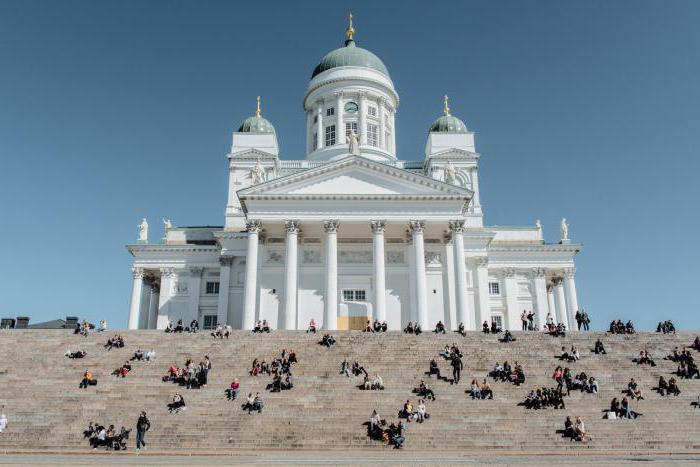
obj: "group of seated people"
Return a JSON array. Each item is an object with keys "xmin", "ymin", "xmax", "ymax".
[
  {"xmin": 252, "ymin": 320, "xmax": 272, "ymax": 333},
  {"xmin": 340, "ymin": 360, "xmax": 367, "ymax": 378},
  {"xmin": 132, "ymin": 348, "xmax": 155, "ymax": 362},
  {"xmin": 656, "ymin": 376, "xmax": 681, "ymax": 396},
  {"xmin": 566, "ymin": 370, "xmax": 598, "ymax": 393},
  {"xmin": 65, "ymin": 349, "xmax": 87, "ymax": 359},
  {"xmin": 163, "ymin": 357, "xmax": 211, "ymax": 388},
  {"xmin": 609, "ymin": 320, "xmax": 635, "ymax": 334},
  {"xmin": 364, "ymin": 319, "xmax": 388, "ymax": 332},
  {"xmin": 84, "ymin": 422, "xmax": 130, "ymax": 450},
  {"xmin": 657, "ymin": 320, "xmax": 676, "ymax": 334},
  {"xmin": 104, "ymin": 334, "xmax": 124, "ymax": 350},
  {"xmin": 489, "ymin": 361, "xmax": 526, "ymax": 386},
  {"xmin": 79, "ymin": 370, "xmax": 97, "ymax": 388},
  {"xmin": 522, "ymin": 386, "xmax": 566, "ymax": 409},
  {"xmin": 320, "ymin": 334, "xmax": 336, "ymax": 347},
  {"xmin": 112, "ymin": 361, "xmax": 132, "ymax": 378},
  {"xmin": 268, "ymin": 372, "xmax": 294, "ymax": 392},
  {"xmin": 563, "ymin": 416, "xmax": 588, "ymax": 442},
  {"xmin": 403, "ymin": 321, "xmax": 423, "ymax": 334},
  {"xmin": 360, "ymin": 373, "xmax": 384, "ymax": 390},
  {"xmin": 368, "ymin": 410, "xmax": 405, "ymax": 449},
  {"xmin": 413, "ymin": 379, "xmax": 436, "ymax": 401},
  {"xmin": 608, "ymin": 397, "xmax": 641, "ymax": 419},
  {"xmin": 633, "ymin": 350, "xmax": 656, "ymax": 366},
  {"xmin": 665, "ymin": 347, "xmax": 700, "ymax": 379},
  {"xmin": 558, "ymin": 345, "xmax": 581, "ymax": 363},
  {"xmin": 167, "ymin": 393, "xmax": 186, "ymax": 413},
  {"xmin": 468, "ymin": 379, "xmax": 494, "ymax": 399},
  {"xmin": 74, "ymin": 320, "xmax": 93, "ymax": 337},
  {"xmin": 439, "ymin": 344, "xmax": 463, "ymax": 360},
  {"xmin": 250, "ymin": 349, "xmax": 297, "ymax": 377},
  {"xmin": 242, "ymin": 392, "xmax": 264, "ymax": 413},
  {"xmin": 482, "ymin": 320, "xmax": 502, "ymax": 334},
  {"xmin": 211, "ymin": 324, "xmax": 232, "ymax": 339},
  {"xmin": 545, "ymin": 322, "xmax": 567, "ymax": 337},
  {"xmin": 165, "ymin": 319, "xmax": 199, "ymax": 333},
  {"xmin": 398, "ymin": 399, "xmax": 429, "ymax": 423}
]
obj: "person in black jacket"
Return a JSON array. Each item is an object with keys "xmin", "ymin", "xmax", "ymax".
[
  {"xmin": 136, "ymin": 411, "xmax": 150, "ymax": 450},
  {"xmin": 451, "ymin": 355, "xmax": 463, "ymax": 384}
]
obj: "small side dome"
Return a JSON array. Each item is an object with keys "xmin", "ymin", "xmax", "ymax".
[
  {"xmin": 429, "ymin": 95, "xmax": 468, "ymax": 133},
  {"xmin": 237, "ymin": 96, "xmax": 275, "ymax": 134}
]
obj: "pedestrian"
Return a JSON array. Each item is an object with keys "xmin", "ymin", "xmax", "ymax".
[
  {"xmin": 136, "ymin": 411, "xmax": 150, "ymax": 450},
  {"xmin": 451, "ymin": 355, "xmax": 463, "ymax": 385}
]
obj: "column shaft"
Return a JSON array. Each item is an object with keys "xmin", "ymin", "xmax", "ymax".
[
  {"xmin": 554, "ymin": 279, "xmax": 569, "ymax": 330},
  {"xmin": 217, "ymin": 258, "xmax": 233, "ymax": 327},
  {"xmin": 547, "ymin": 286, "xmax": 558, "ymax": 324},
  {"xmin": 474, "ymin": 258, "xmax": 490, "ymax": 329},
  {"xmin": 504, "ymin": 269, "xmax": 519, "ymax": 330},
  {"xmin": 378, "ymin": 98, "xmax": 386, "ymax": 149},
  {"xmin": 324, "ymin": 220, "xmax": 339, "ymax": 330},
  {"xmin": 283, "ymin": 220, "xmax": 300, "ymax": 330},
  {"xmin": 532, "ymin": 269, "xmax": 549, "ymax": 330},
  {"xmin": 371, "ymin": 221, "xmax": 387, "ymax": 323},
  {"xmin": 564, "ymin": 268, "xmax": 579, "ymax": 330},
  {"xmin": 450, "ymin": 221, "xmax": 469, "ymax": 329},
  {"xmin": 148, "ymin": 285, "xmax": 159, "ymax": 329},
  {"xmin": 410, "ymin": 221, "xmax": 428, "ymax": 329},
  {"xmin": 359, "ymin": 92, "xmax": 367, "ymax": 145},
  {"xmin": 128, "ymin": 268, "xmax": 144, "ymax": 329},
  {"xmin": 242, "ymin": 221, "xmax": 261, "ymax": 330},
  {"xmin": 157, "ymin": 268, "xmax": 174, "ymax": 329},
  {"xmin": 335, "ymin": 93, "xmax": 344, "ymax": 145},
  {"xmin": 316, "ymin": 102, "xmax": 324, "ymax": 150},
  {"xmin": 188, "ymin": 268, "xmax": 203, "ymax": 327}
]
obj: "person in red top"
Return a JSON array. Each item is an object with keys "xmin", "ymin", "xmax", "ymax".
[{"xmin": 228, "ymin": 378, "xmax": 240, "ymax": 401}]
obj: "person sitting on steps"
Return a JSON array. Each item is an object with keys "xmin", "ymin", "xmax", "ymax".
[
  {"xmin": 416, "ymin": 380, "xmax": 436, "ymax": 400},
  {"xmin": 594, "ymin": 339, "xmax": 607, "ymax": 354},
  {"xmin": 307, "ymin": 318, "xmax": 317, "ymax": 333},
  {"xmin": 79, "ymin": 370, "xmax": 96, "ymax": 388},
  {"xmin": 434, "ymin": 321, "xmax": 446, "ymax": 334},
  {"xmin": 167, "ymin": 393, "xmax": 185, "ymax": 413},
  {"xmin": 320, "ymin": 334, "xmax": 336, "ymax": 347},
  {"xmin": 482, "ymin": 321, "xmax": 490, "ymax": 334},
  {"xmin": 457, "ymin": 322, "xmax": 465, "ymax": 337}
]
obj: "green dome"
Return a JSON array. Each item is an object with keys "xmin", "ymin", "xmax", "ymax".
[
  {"xmin": 311, "ymin": 40, "xmax": 390, "ymax": 79},
  {"xmin": 237, "ymin": 115, "xmax": 275, "ymax": 134},
  {"xmin": 429, "ymin": 115, "xmax": 468, "ymax": 134}
]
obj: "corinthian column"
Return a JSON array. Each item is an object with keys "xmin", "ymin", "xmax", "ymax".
[
  {"xmin": 564, "ymin": 268, "xmax": 579, "ymax": 330},
  {"xmin": 371, "ymin": 220, "xmax": 387, "ymax": 323},
  {"xmin": 217, "ymin": 257, "xmax": 234, "ymax": 327},
  {"xmin": 335, "ymin": 92, "xmax": 344, "ymax": 145},
  {"xmin": 242, "ymin": 220, "xmax": 262, "ymax": 330},
  {"xmin": 554, "ymin": 277, "xmax": 569, "ymax": 329},
  {"xmin": 410, "ymin": 220, "xmax": 428, "ymax": 329},
  {"xmin": 449, "ymin": 220, "xmax": 469, "ymax": 329},
  {"xmin": 324, "ymin": 220, "xmax": 339, "ymax": 330},
  {"xmin": 283, "ymin": 220, "xmax": 301, "ymax": 330},
  {"xmin": 128, "ymin": 267, "xmax": 144, "ymax": 329}
]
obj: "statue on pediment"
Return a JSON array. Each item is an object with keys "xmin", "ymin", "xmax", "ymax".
[
  {"xmin": 138, "ymin": 218, "xmax": 148, "ymax": 242},
  {"xmin": 251, "ymin": 161, "xmax": 265, "ymax": 185},
  {"xmin": 162, "ymin": 218, "xmax": 172, "ymax": 229},
  {"xmin": 560, "ymin": 218, "xmax": 569, "ymax": 241},
  {"xmin": 348, "ymin": 131, "xmax": 361, "ymax": 155}
]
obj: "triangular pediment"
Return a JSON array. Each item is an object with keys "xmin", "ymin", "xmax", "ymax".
[{"xmin": 238, "ymin": 155, "xmax": 471, "ymax": 198}]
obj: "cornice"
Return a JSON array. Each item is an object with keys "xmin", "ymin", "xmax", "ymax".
[
  {"xmin": 126, "ymin": 244, "xmax": 220, "ymax": 256},
  {"xmin": 303, "ymin": 74, "xmax": 400, "ymax": 109},
  {"xmin": 488, "ymin": 243, "xmax": 583, "ymax": 253}
]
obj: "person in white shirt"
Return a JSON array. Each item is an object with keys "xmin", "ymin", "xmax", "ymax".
[
  {"xmin": 98, "ymin": 320, "xmax": 107, "ymax": 332},
  {"xmin": 416, "ymin": 401, "xmax": 426, "ymax": 423},
  {"xmin": 145, "ymin": 349, "xmax": 156, "ymax": 361},
  {"xmin": 0, "ymin": 414, "xmax": 7, "ymax": 433},
  {"xmin": 372, "ymin": 374, "xmax": 384, "ymax": 390}
]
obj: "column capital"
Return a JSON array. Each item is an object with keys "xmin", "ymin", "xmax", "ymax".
[
  {"xmin": 552, "ymin": 276, "xmax": 564, "ymax": 286},
  {"xmin": 132, "ymin": 267, "xmax": 145, "ymax": 279},
  {"xmin": 159, "ymin": 267, "xmax": 174, "ymax": 278},
  {"xmin": 409, "ymin": 220, "xmax": 426, "ymax": 234},
  {"xmin": 370, "ymin": 220, "xmax": 386, "ymax": 233},
  {"xmin": 357, "ymin": 90, "xmax": 368, "ymax": 99},
  {"xmin": 379, "ymin": 96, "xmax": 387, "ymax": 105},
  {"xmin": 315, "ymin": 98, "xmax": 325, "ymax": 107},
  {"xmin": 219, "ymin": 256, "xmax": 235, "ymax": 267},
  {"xmin": 323, "ymin": 219, "xmax": 340, "ymax": 233},
  {"xmin": 448, "ymin": 219, "xmax": 465, "ymax": 233},
  {"xmin": 189, "ymin": 267, "xmax": 203, "ymax": 277},
  {"xmin": 504, "ymin": 267, "xmax": 516, "ymax": 278},
  {"xmin": 245, "ymin": 220, "xmax": 263, "ymax": 233},
  {"xmin": 333, "ymin": 91, "xmax": 344, "ymax": 98},
  {"xmin": 563, "ymin": 267, "xmax": 576, "ymax": 278},
  {"xmin": 532, "ymin": 267, "xmax": 546, "ymax": 278},
  {"xmin": 475, "ymin": 257, "xmax": 489, "ymax": 268},
  {"xmin": 284, "ymin": 220, "xmax": 302, "ymax": 234}
]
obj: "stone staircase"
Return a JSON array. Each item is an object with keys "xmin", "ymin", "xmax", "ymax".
[{"xmin": 0, "ymin": 330, "xmax": 699, "ymax": 454}]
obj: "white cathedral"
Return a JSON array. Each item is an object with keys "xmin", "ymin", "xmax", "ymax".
[{"xmin": 127, "ymin": 17, "xmax": 582, "ymax": 332}]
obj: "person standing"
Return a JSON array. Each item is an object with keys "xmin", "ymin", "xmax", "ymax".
[
  {"xmin": 451, "ymin": 355, "xmax": 463, "ymax": 385},
  {"xmin": 136, "ymin": 411, "xmax": 150, "ymax": 450},
  {"xmin": 581, "ymin": 310, "xmax": 590, "ymax": 331}
]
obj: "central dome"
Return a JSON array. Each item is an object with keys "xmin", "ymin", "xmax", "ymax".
[{"xmin": 311, "ymin": 39, "xmax": 390, "ymax": 79}]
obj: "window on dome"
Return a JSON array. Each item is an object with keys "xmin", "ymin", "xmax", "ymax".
[
  {"xmin": 325, "ymin": 125, "xmax": 336, "ymax": 147},
  {"xmin": 367, "ymin": 106, "xmax": 377, "ymax": 117},
  {"xmin": 326, "ymin": 107, "xmax": 334, "ymax": 117},
  {"xmin": 345, "ymin": 122, "xmax": 358, "ymax": 139},
  {"xmin": 367, "ymin": 123, "xmax": 378, "ymax": 147}
]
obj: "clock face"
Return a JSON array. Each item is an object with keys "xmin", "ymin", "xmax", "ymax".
[{"xmin": 344, "ymin": 101, "xmax": 359, "ymax": 113}]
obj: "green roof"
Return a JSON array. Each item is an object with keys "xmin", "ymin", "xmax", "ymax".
[
  {"xmin": 429, "ymin": 115, "xmax": 468, "ymax": 134},
  {"xmin": 311, "ymin": 39, "xmax": 389, "ymax": 79},
  {"xmin": 237, "ymin": 115, "xmax": 275, "ymax": 134}
]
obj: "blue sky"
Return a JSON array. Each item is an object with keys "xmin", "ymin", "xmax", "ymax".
[{"xmin": 1, "ymin": 1, "xmax": 698, "ymax": 329}]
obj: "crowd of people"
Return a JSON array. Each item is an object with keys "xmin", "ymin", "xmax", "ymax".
[
  {"xmin": 403, "ymin": 321, "xmax": 423, "ymax": 334},
  {"xmin": 163, "ymin": 356, "xmax": 211, "ymax": 388},
  {"xmin": 165, "ymin": 319, "xmax": 199, "ymax": 334},
  {"xmin": 211, "ymin": 324, "xmax": 231, "ymax": 339},
  {"xmin": 574, "ymin": 310, "xmax": 591, "ymax": 331},
  {"xmin": 609, "ymin": 320, "xmax": 635, "ymax": 334},
  {"xmin": 104, "ymin": 334, "xmax": 124, "ymax": 350},
  {"xmin": 522, "ymin": 387, "xmax": 566, "ymax": 410},
  {"xmin": 84, "ymin": 422, "xmax": 130, "ymax": 450},
  {"xmin": 252, "ymin": 320, "xmax": 272, "ymax": 333},
  {"xmin": 657, "ymin": 320, "xmax": 676, "ymax": 334},
  {"xmin": 482, "ymin": 320, "xmax": 502, "ymax": 334},
  {"xmin": 320, "ymin": 334, "xmax": 336, "ymax": 347},
  {"xmin": 489, "ymin": 361, "xmax": 525, "ymax": 386},
  {"xmin": 563, "ymin": 416, "xmax": 588, "ymax": 442},
  {"xmin": 364, "ymin": 319, "xmax": 388, "ymax": 332}
]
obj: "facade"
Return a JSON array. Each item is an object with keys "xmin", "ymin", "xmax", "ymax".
[{"xmin": 126, "ymin": 18, "xmax": 582, "ymax": 332}]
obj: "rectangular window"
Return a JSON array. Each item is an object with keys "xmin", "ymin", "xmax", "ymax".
[
  {"xmin": 488, "ymin": 282, "xmax": 500, "ymax": 295},
  {"xmin": 326, "ymin": 107, "xmax": 334, "ymax": 117},
  {"xmin": 491, "ymin": 315, "xmax": 503, "ymax": 329},
  {"xmin": 367, "ymin": 123, "xmax": 378, "ymax": 147},
  {"xmin": 368, "ymin": 106, "xmax": 377, "ymax": 117},
  {"xmin": 203, "ymin": 315, "xmax": 218, "ymax": 330},
  {"xmin": 345, "ymin": 122, "xmax": 358, "ymax": 139},
  {"xmin": 313, "ymin": 133, "xmax": 318, "ymax": 150},
  {"xmin": 206, "ymin": 281, "xmax": 220, "ymax": 294},
  {"xmin": 342, "ymin": 289, "xmax": 367, "ymax": 301},
  {"xmin": 325, "ymin": 125, "xmax": 336, "ymax": 146}
]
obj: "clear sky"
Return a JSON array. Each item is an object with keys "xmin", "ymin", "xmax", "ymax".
[{"xmin": 1, "ymin": 1, "xmax": 698, "ymax": 330}]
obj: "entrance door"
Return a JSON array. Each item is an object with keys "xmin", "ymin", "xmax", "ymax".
[{"xmin": 337, "ymin": 287, "xmax": 370, "ymax": 330}]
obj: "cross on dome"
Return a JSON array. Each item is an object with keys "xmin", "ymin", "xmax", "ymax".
[
  {"xmin": 443, "ymin": 95, "xmax": 451, "ymax": 116},
  {"xmin": 256, "ymin": 96, "xmax": 261, "ymax": 118},
  {"xmin": 346, "ymin": 13, "xmax": 355, "ymax": 42}
]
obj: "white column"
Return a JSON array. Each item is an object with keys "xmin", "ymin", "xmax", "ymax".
[
  {"xmin": 564, "ymin": 268, "xmax": 579, "ymax": 330},
  {"xmin": 449, "ymin": 220, "xmax": 469, "ymax": 329},
  {"xmin": 554, "ymin": 278, "xmax": 569, "ymax": 330},
  {"xmin": 410, "ymin": 220, "xmax": 428, "ymax": 329},
  {"xmin": 128, "ymin": 267, "xmax": 144, "ymax": 329},
  {"xmin": 371, "ymin": 220, "xmax": 387, "ymax": 323},
  {"xmin": 157, "ymin": 268, "xmax": 174, "ymax": 329},
  {"xmin": 503, "ymin": 268, "xmax": 519, "ymax": 330},
  {"xmin": 474, "ymin": 257, "xmax": 490, "ymax": 329},
  {"xmin": 390, "ymin": 111, "xmax": 396, "ymax": 154},
  {"xmin": 188, "ymin": 267, "xmax": 203, "ymax": 326},
  {"xmin": 147, "ymin": 284, "xmax": 159, "ymax": 329},
  {"xmin": 242, "ymin": 220, "xmax": 262, "ymax": 330},
  {"xmin": 283, "ymin": 220, "xmax": 301, "ymax": 330},
  {"xmin": 324, "ymin": 220, "xmax": 339, "ymax": 330},
  {"xmin": 217, "ymin": 257, "xmax": 233, "ymax": 327},
  {"xmin": 335, "ymin": 92, "xmax": 344, "ymax": 145},
  {"xmin": 547, "ymin": 285, "xmax": 558, "ymax": 325},
  {"xmin": 138, "ymin": 275, "xmax": 151, "ymax": 329},
  {"xmin": 532, "ymin": 268, "xmax": 549, "ymax": 330},
  {"xmin": 378, "ymin": 97, "xmax": 386, "ymax": 150},
  {"xmin": 316, "ymin": 100, "xmax": 324, "ymax": 150},
  {"xmin": 358, "ymin": 91, "xmax": 367, "ymax": 145}
]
